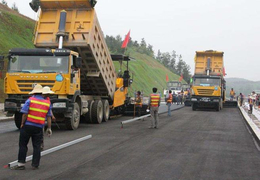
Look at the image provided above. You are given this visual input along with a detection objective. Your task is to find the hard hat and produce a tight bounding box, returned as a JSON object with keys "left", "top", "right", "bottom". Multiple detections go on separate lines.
{"left": 29, "top": 84, "right": 43, "bottom": 94}
{"left": 42, "top": 86, "right": 54, "bottom": 94}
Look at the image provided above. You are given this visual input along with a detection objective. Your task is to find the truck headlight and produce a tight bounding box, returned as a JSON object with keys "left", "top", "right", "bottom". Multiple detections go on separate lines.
{"left": 191, "top": 98, "right": 197, "bottom": 101}
{"left": 213, "top": 99, "right": 219, "bottom": 102}
{"left": 53, "top": 102, "right": 66, "bottom": 108}
{"left": 5, "top": 102, "right": 17, "bottom": 108}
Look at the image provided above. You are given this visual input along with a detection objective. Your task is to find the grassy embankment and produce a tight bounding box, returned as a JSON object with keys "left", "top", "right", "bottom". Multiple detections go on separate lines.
{"left": 0, "top": 4, "right": 35, "bottom": 102}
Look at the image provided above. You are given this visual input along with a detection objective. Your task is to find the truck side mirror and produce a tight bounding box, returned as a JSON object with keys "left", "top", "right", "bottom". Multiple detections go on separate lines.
{"left": 0, "top": 56, "right": 4, "bottom": 70}
{"left": 73, "top": 57, "right": 82, "bottom": 69}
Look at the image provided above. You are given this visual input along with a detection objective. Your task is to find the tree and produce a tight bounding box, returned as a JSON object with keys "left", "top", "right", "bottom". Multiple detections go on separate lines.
{"left": 156, "top": 50, "right": 162, "bottom": 62}
{"left": 1, "top": 0, "right": 7, "bottom": 6}
{"left": 182, "top": 63, "right": 191, "bottom": 83}
{"left": 176, "top": 55, "right": 185, "bottom": 75}
{"left": 140, "top": 38, "right": 147, "bottom": 48}
{"left": 133, "top": 40, "right": 139, "bottom": 47}
{"left": 147, "top": 44, "right": 154, "bottom": 57}
{"left": 169, "top": 50, "right": 177, "bottom": 73}
{"left": 161, "top": 52, "right": 171, "bottom": 67}
{"left": 11, "top": 3, "right": 19, "bottom": 12}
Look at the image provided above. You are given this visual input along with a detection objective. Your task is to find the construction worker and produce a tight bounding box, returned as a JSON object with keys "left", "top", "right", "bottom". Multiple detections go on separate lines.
{"left": 148, "top": 87, "right": 160, "bottom": 129}
{"left": 134, "top": 91, "right": 142, "bottom": 117}
{"left": 249, "top": 96, "right": 253, "bottom": 114}
{"left": 239, "top": 93, "right": 244, "bottom": 107}
{"left": 166, "top": 90, "right": 173, "bottom": 116}
{"left": 41, "top": 86, "right": 55, "bottom": 151}
{"left": 14, "top": 84, "right": 52, "bottom": 170}
{"left": 230, "top": 88, "right": 235, "bottom": 101}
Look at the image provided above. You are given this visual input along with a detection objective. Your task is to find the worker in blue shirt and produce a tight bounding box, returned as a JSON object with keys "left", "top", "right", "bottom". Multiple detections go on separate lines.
{"left": 14, "top": 84, "right": 52, "bottom": 170}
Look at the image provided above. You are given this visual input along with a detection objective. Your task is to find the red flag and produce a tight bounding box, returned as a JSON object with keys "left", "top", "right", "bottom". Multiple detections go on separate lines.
{"left": 223, "top": 67, "right": 226, "bottom": 76}
{"left": 179, "top": 74, "right": 183, "bottom": 82}
{"left": 121, "top": 31, "right": 130, "bottom": 48}
{"left": 166, "top": 74, "right": 169, "bottom": 82}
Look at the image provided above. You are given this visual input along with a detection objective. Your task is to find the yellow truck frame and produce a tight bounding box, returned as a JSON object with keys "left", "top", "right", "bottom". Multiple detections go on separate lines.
{"left": 3, "top": 0, "right": 132, "bottom": 129}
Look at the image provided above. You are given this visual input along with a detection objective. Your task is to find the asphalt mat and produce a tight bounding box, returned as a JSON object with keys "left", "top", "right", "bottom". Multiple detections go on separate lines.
{"left": 1, "top": 107, "right": 260, "bottom": 180}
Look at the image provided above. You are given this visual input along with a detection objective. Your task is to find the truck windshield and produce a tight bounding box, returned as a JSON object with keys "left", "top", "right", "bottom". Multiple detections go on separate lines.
{"left": 193, "top": 78, "right": 220, "bottom": 87}
{"left": 171, "top": 87, "right": 182, "bottom": 91}
{"left": 167, "top": 82, "right": 180, "bottom": 87}
{"left": 8, "top": 55, "right": 69, "bottom": 74}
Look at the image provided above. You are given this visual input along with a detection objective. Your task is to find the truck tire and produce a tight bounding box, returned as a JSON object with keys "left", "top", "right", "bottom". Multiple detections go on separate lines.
{"left": 216, "top": 102, "right": 220, "bottom": 111}
{"left": 15, "top": 112, "right": 23, "bottom": 129}
{"left": 85, "top": 100, "right": 94, "bottom": 123}
{"left": 65, "top": 103, "right": 80, "bottom": 130}
{"left": 91, "top": 100, "right": 103, "bottom": 124}
{"left": 102, "top": 100, "right": 110, "bottom": 122}
{"left": 192, "top": 104, "right": 197, "bottom": 111}
{"left": 220, "top": 99, "right": 223, "bottom": 110}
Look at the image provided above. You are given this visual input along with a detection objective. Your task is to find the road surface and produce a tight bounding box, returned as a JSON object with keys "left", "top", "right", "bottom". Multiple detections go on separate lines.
{"left": 1, "top": 106, "right": 260, "bottom": 180}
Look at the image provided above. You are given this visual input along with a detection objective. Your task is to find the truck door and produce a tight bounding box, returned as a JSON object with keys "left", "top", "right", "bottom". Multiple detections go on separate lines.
{"left": 70, "top": 55, "right": 80, "bottom": 94}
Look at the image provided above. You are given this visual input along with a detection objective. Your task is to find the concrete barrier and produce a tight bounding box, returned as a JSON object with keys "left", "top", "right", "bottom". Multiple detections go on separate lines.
{"left": 239, "top": 106, "right": 260, "bottom": 146}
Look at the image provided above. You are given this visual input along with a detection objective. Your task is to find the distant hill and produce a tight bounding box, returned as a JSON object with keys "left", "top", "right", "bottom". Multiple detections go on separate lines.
{"left": 0, "top": 3, "right": 184, "bottom": 102}
{"left": 226, "top": 78, "right": 260, "bottom": 96}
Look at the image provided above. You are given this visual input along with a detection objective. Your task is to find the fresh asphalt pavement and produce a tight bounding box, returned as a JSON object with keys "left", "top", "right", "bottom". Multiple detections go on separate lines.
{"left": 1, "top": 105, "right": 260, "bottom": 180}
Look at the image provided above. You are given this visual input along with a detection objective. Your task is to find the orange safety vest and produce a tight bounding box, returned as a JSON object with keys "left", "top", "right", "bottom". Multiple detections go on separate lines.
{"left": 249, "top": 98, "right": 253, "bottom": 105}
{"left": 135, "top": 96, "right": 143, "bottom": 107}
{"left": 167, "top": 94, "right": 172, "bottom": 103}
{"left": 230, "top": 90, "right": 235, "bottom": 96}
{"left": 27, "top": 97, "right": 51, "bottom": 125}
{"left": 150, "top": 93, "right": 160, "bottom": 107}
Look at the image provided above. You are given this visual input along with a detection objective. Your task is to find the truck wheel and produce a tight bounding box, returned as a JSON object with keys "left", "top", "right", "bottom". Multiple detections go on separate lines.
{"left": 192, "top": 104, "right": 196, "bottom": 111}
{"left": 220, "top": 99, "right": 223, "bottom": 110}
{"left": 102, "top": 100, "right": 110, "bottom": 122}
{"left": 85, "top": 100, "right": 94, "bottom": 123}
{"left": 92, "top": 100, "right": 103, "bottom": 124}
{"left": 65, "top": 103, "right": 80, "bottom": 130}
{"left": 216, "top": 102, "right": 221, "bottom": 111}
{"left": 15, "top": 112, "right": 22, "bottom": 129}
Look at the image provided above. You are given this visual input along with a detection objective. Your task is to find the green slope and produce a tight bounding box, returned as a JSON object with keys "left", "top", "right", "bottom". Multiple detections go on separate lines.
{"left": 0, "top": 4, "right": 35, "bottom": 102}
{"left": 114, "top": 49, "right": 184, "bottom": 97}
{"left": 0, "top": 4, "right": 184, "bottom": 102}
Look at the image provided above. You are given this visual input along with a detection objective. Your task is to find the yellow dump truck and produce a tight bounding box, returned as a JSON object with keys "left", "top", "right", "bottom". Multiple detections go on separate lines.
{"left": 191, "top": 50, "right": 226, "bottom": 111}
{"left": 2, "top": 0, "right": 132, "bottom": 129}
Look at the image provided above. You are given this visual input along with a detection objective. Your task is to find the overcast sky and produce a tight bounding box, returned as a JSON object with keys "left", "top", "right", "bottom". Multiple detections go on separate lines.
{"left": 4, "top": 0, "right": 260, "bottom": 81}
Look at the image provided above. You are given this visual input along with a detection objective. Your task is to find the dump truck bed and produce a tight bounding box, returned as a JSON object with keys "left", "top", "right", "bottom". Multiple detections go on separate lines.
{"left": 195, "top": 50, "right": 224, "bottom": 76}
{"left": 34, "top": 0, "right": 116, "bottom": 99}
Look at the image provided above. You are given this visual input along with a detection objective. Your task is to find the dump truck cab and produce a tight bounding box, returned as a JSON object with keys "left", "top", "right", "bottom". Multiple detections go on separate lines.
{"left": 191, "top": 74, "right": 225, "bottom": 110}
{"left": 4, "top": 48, "right": 84, "bottom": 128}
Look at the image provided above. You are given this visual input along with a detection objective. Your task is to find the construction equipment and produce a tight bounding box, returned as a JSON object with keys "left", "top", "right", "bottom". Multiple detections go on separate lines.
{"left": 2, "top": 0, "right": 133, "bottom": 130}
{"left": 163, "top": 80, "right": 182, "bottom": 96}
{"left": 191, "top": 50, "right": 237, "bottom": 111}
{"left": 182, "top": 83, "right": 191, "bottom": 106}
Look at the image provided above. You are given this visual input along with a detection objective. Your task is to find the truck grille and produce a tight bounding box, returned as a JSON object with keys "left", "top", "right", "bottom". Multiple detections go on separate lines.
{"left": 197, "top": 89, "right": 214, "bottom": 96}
{"left": 17, "top": 80, "right": 55, "bottom": 92}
